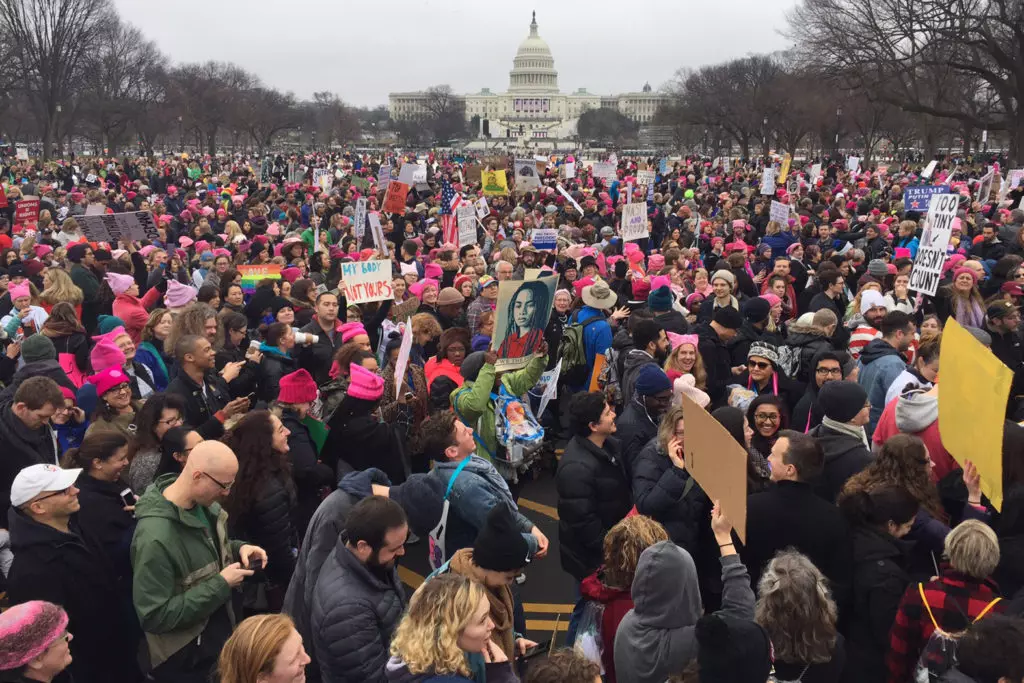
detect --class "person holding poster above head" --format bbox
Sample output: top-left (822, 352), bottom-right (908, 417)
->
top-left (494, 277), bottom-right (555, 370)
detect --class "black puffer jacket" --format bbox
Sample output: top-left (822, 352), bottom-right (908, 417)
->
top-left (808, 423), bottom-right (873, 503)
top-left (614, 400), bottom-right (659, 479)
top-left (556, 434), bottom-right (633, 581)
top-left (311, 538), bottom-right (407, 683)
top-left (631, 437), bottom-right (710, 555)
top-left (259, 347), bottom-right (297, 403)
top-left (229, 475), bottom-right (297, 587)
top-left (0, 398), bottom-right (59, 524)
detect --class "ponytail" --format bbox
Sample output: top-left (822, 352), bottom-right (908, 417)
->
top-left (61, 431), bottom-right (130, 471)
top-left (839, 486), bottom-right (918, 530)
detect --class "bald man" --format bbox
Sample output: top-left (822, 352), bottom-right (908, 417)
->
top-left (130, 441), bottom-right (267, 683)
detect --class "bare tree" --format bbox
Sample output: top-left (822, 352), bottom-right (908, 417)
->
top-left (422, 85), bottom-right (466, 144)
top-left (238, 87), bottom-right (300, 153)
top-left (170, 61), bottom-right (255, 155)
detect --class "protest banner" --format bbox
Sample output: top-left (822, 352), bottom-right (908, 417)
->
top-left (14, 197), bottom-right (40, 226)
top-left (492, 276), bottom-right (557, 371)
top-left (637, 170), bottom-right (655, 189)
top-left (846, 156), bottom-right (861, 173)
top-left (778, 153), bottom-right (792, 182)
top-left (563, 162), bottom-right (576, 179)
top-left (457, 205), bottom-right (477, 248)
top-left (15, 146), bottom-right (28, 161)
top-left (368, 213), bottom-right (389, 256)
top-left (393, 318), bottom-right (414, 401)
top-left (903, 185), bottom-right (951, 212)
top-left (922, 160), bottom-right (938, 179)
top-left (378, 165), bottom-right (392, 190)
top-left (593, 162), bottom-right (616, 181)
top-left (909, 193), bottom-right (959, 296)
top-left (620, 202), bottom-right (648, 241)
top-left (514, 159), bottom-right (541, 191)
top-left (1009, 169), bottom-right (1024, 190)
top-left (354, 198), bottom-right (368, 239)
top-left (759, 168), bottom-right (775, 196)
top-left (75, 209), bottom-right (159, 243)
top-left (769, 200), bottom-right (790, 226)
top-left (976, 171), bottom-right (995, 204)
top-left (238, 265), bottom-right (281, 294)
top-left (681, 394), bottom-right (748, 543)
top-left (938, 319), bottom-right (1012, 511)
top-left (313, 168), bottom-right (332, 193)
top-left (481, 170), bottom-right (509, 196)
top-left (532, 228), bottom-right (557, 251)
top-left (382, 181), bottom-right (409, 214)
top-left (341, 259), bottom-right (393, 305)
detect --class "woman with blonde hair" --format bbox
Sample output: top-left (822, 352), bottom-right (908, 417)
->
top-left (39, 267), bottom-right (84, 314)
top-left (388, 573), bottom-right (519, 683)
top-left (755, 550), bottom-right (845, 682)
top-left (663, 332), bottom-right (706, 390)
top-left (219, 613), bottom-right (310, 683)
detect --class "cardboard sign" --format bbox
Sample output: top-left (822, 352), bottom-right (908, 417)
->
top-left (760, 168), bottom-right (776, 196)
top-left (938, 319), bottom-right (1013, 511)
top-left (368, 212), bottom-right (389, 257)
top-left (534, 359), bottom-right (561, 418)
top-left (976, 171), bottom-right (995, 204)
top-left (475, 197), bottom-right (490, 220)
top-left (769, 200), bottom-right (790, 226)
top-left (378, 164), bottom-right (392, 190)
top-left (238, 265), bottom-right (282, 294)
top-left (922, 160), bottom-right (938, 179)
top-left (620, 202), bottom-right (648, 241)
top-left (481, 170), bottom-right (508, 196)
top-left (14, 197), bottom-right (40, 226)
top-left (563, 162), bottom-right (576, 179)
top-left (354, 198), bottom-right (368, 239)
top-left (778, 153), bottom-right (792, 183)
top-left (514, 159), bottom-right (541, 191)
top-left (909, 194), bottom-right (959, 296)
top-left (593, 162), bottom-right (616, 181)
top-left (393, 317), bottom-right (413, 400)
top-left (77, 209), bottom-right (161, 243)
top-left (341, 259), bottom-right (393, 305)
top-left (397, 163), bottom-right (419, 185)
top-left (681, 394), bottom-right (748, 543)
top-left (382, 181), bottom-right (409, 214)
top-left (466, 164), bottom-right (484, 184)
top-left (904, 185), bottom-right (950, 212)
top-left (532, 228), bottom-right (558, 251)
top-left (492, 276), bottom-right (558, 371)
top-left (457, 205), bottom-right (477, 248)
top-left (589, 353), bottom-right (606, 392)
top-left (15, 146), bottom-right (28, 161)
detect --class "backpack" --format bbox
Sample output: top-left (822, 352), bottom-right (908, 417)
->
top-left (913, 583), bottom-right (1001, 682)
top-left (559, 312), bottom-right (602, 386)
top-left (775, 344), bottom-right (801, 379)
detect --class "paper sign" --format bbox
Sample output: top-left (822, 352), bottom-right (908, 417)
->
top-left (809, 163), bottom-right (822, 186)
top-left (378, 164), bottom-right (392, 190)
top-left (16, 146), bottom-right (28, 161)
top-left (14, 198), bottom-right (40, 226)
top-left (938, 319), bottom-right (1013, 511)
top-left (556, 185), bottom-right (584, 215)
top-left (354, 198), bottom-right (368, 239)
top-left (382, 181), bottom-right (409, 214)
top-left (77, 209), bottom-right (160, 243)
top-left (760, 168), bottom-right (776, 196)
top-left (637, 170), bottom-right (655, 189)
top-left (922, 160), bottom-right (938, 179)
top-left (412, 164), bottom-right (427, 184)
top-left (976, 171), bottom-right (995, 204)
top-left (904, 185), bottom-right (951, 212)
top-left (313, 168), bottom-right (332, 193)
top-left (1008, 169), bottom-right (1024, 190)
top-left (593, 162), bottom-right (616, 181)
top-left (620, 202), bottom-right (648, 241)
top-left (457, 205), bottom-right (477, 248)
top-left (481, 170), bottom-right (508, 196)
top-left (341, 259), bottom-right (394, 305)
top-left (535, 359), bottom-right (561, 418)
top-left (475, 197), bottom-right (490, 220)
top-left (769, 200), bottom-right (790, 226)
top-left (563, 162), bottom-right (576, 179)
top-left (514, 159), bottom-right (541, 191)
top-left (368, 213), bottom-right (389, 257)
top-left (909, 194), bottom-right (959, 296)
top-left (397, 163), bottom-right (418, 185)
top-left (394, 318), bottom-right (414, 401)
top-left (659, 158), bottom-right (669, 174)
top-left (492, 276), bottom-right (558, 371)
top-left (847, 156), bottom-right (861, 173)
top-left (532, 228), bottom-right (557, 250)
top-left (681, 394), bottom-right (748, 543)
top-left (722, 157), bottom-right (730, 173)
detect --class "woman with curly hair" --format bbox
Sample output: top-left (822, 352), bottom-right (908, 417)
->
top-left (38, 267), bottom-right (83, 316)
top-left (219, 613), bottom-right (310, 683)
top-left (755, 550), bottom-right (845, 683)
top-left (387, 573), bottom-right (519, 683)
top-left (223, 410), bottom-right (298, 607)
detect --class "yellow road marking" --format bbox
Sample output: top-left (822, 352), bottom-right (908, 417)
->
top-left (398, 565), bottom-right (424, 589)
top-left (523, 603), bottom-right (573, 614)
top-left (518, 497), bottom-right (559, 520)
top-left (526, 619), bottom-right (569, 632)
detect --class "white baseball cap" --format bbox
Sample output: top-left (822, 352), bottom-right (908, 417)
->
top-left (10, 464), bottom-right (81, 508)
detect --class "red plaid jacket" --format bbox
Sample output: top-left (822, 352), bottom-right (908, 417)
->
top-left (886, 570), bottom-right (1004, 683)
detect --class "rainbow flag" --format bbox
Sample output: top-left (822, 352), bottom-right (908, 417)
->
top-left (238, 265), bottom-right (281, 294)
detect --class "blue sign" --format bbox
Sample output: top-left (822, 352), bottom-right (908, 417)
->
top-left (904, 185), bottom-right (950, 212)
top-left (531, 228), bottom-right (558, 251)
top-left (659, 158), bottom-right (669, 174)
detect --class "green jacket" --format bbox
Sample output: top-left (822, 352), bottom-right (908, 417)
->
top-left (130, 473), bottom-right (246, 668)
top-left (451, 354), bottom-right (546, 481)
top-left (70, 263), bottom-right (99, 304)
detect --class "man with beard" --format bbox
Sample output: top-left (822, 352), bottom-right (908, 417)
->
top-left (615, 364), bottom-right (673, 478)
top-left (620, 319), bottom-right (670, 401)
top-left (311, 496), bottom-right (409, 683)
top-left (847, 290), bottom-right (890, 361)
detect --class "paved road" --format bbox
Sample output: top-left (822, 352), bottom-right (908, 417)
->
top-left (399, 468), bottom-right (577, 644)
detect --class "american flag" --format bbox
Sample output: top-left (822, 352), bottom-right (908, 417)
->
top-left (440, 177), bottom-right (462, 245)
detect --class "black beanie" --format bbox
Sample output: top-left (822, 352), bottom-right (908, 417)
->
top-left (741, 296), bottom-right (770, 323)
top-left (695, 614), bottom-right (773, 683)
top-left (67, 243), bottom-right (89, 263)
top-left (614, 260), bottom-right (628, 278)
top-left (817, 380), bottom-right (868, 423)
top-left (472, 504), bottom-right (530, 572)
top-left (712, 305), bottom-right (743, 330)
top-left (460, 351), bottom-right (487, 382)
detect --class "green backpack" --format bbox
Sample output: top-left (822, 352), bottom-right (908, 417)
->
top-left (559, 313), bottom-right (602, 386)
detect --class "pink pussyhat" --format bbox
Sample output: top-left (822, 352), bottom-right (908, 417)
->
top-left (347, 363), bottom-right (384, 401)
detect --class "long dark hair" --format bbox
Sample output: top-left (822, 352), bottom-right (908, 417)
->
top-left (746, 395), bottom-right (788, 459)
top-left (221, 411), bottom-right (294, 518)
top-left (61, 431), bottom-right (129, 471)
top-left (503, 280), bottom-right (552, 336)
top-left (131, 393), bottom-right (187, 458)
top-left (157, 426), bottom-right (192, 478)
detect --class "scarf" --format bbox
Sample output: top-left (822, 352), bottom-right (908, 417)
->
top-left (41, 317), bottom-right (85, 338)
top-left (953, 295), bottom-right (984, 329)
top-left (448, 549), bottom-right (516, 659)
top-left (821, 415), bottom-right (869, 447)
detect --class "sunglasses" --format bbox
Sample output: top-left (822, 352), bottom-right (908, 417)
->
top-left (749, 360), bottom-right (772, 370)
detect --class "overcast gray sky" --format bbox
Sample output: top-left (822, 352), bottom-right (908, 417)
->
top-left (111, 0), bottom-right (796, 108)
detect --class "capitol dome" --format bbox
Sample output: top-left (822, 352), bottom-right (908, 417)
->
top-left (509, 12), bottom-right (559, 93)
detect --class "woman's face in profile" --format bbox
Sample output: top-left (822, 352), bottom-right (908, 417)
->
top-left (512, 288), bottom-right (536, 331)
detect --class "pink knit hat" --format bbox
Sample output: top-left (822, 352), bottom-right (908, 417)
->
top-left (409, 278), bottom-right (439, 299)
top-left (423, 262), bottom-right (443, 280)
top-left (164, 280), bottom-right (197, 309)
top-left (650, 275), bottom-right (671, 291)
top-left (347, 363), bottom-right (384, 401)
top-left (277, 369), bottom-right (318, 404)
top-left (760, 293), bottom-right (783, 308)
top-left (667, 332), bottom-right (699, 350)
top-left (648, 254), bottom-right (665, 272)
top-left (105, 272), bottom-right (135, 296)
top-left (953, 266), bottom-right (979, 283)
top-left (340, 322), bottom-right (368, 344)
top-left (90, 338), bottom-right (126, 373)
top-left (0, 601), bottom-right (69, 670)
top-left (88, 366), bottom-right (130, 396)
top-left (7, 282), bottom-right (30, 301)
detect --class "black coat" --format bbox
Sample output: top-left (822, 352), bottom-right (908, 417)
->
top-left (843, 527), bottom-right (911, 683)
top-left (614, 401), bottom-right (659, 479)
top-left (653, 309), bottom-right (689, 335)
top-left (259, 348), bottom-right (298, 403)
top-left (229, 475), bottom-right (297, 586)
top-left (696, 322), bottom-right (733, 408)
top-left (782, 329), bottom-right (836, 384)
top-left (74, 472), bottom-right (137, 581)
top-left (6, 510), bottom-right (140, 683)
top-left (323, 411), bottom-right (406, 485)
top-left (740, 481), bottom-right (852, 610)
top-left (215, 344), bottom-right (261, 399)
top-left (166, 370), bottom-right (231, 440)
top-left (631, 437), bottom-right (710, 555)
top-left (556, 435), bottom-right (633, 581)
top-left (0, 398), bottom-right (59, 524)
top-left (279, 409), bottom-right (334, 534)
top-left (727, 320), bottom-right (782, 368)
top-left (808, 424), bottom-right (873, 503)
top-left (297, 320), bottom-right (343, 386)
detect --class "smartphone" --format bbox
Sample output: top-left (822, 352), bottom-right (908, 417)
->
top-left (517, 642), bottom-right (550, 660)
top-left (119, 488), bottom-right (137, 507)
top-left (245, 393), bottom-right (256, 404)
top-left (248, 557), bottom-right (264, 571)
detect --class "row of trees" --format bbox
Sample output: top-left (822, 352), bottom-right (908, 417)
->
top-left (655, 0), bottom-right (1021, 164)
top-left (0, 0), bottom-right (395, 158)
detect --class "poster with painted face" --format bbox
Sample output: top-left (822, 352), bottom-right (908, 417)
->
top-left (492, 276), bottom-right (557, 371)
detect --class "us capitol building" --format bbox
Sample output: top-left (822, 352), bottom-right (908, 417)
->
top-left (387, 12), bottom-right (670, 148)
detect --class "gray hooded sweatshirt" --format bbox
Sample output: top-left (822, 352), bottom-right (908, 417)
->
top-left (613, 541), bottom-right (755, 683)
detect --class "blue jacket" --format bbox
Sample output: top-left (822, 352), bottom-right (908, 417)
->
top-left (895, 235), bottom-right (920, 259)
top-left (430, 456), bottom-right (537, 559)
top-left (857, 339), bottom-right (908, 437)
top-left (572, 306), bottom-right (613, 381)
top-left (761, 231), bottom-right (799, 259)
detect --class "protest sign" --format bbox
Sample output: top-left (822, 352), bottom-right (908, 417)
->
top-left (349, 176), bottom-right (370, 192)
top-left (523, 269), bottom-right (541, 281)
top-left (457, 205), bottom-right (477, 248)
top-left (681, 394), bottom-right (748, 543)
top-left (620, 202), bottom-right (648, 241)
top-left (809, 163), bottom-right (822, 186)
top-left (722, 157), bottom-right (731, 173)
top-left (514, 159), bottom-right (541, 191)
top-left (368, 213), bottom-right (389, 257)
top-left (532, 228), bottom-right (557, 251)
top-left (976, 171), bottom-right (995, 204)
top-left (759, 168), bottom-right (775, 196)
top-left (846, 156), bottom-right (860, 173)
top-left (15, 146), bottom-right (28, 161)
top-left (532, 359), bottom-right (561, 418)
top-left (769, 200), bottom-right (790, 226)
top-left (659, 158), bottom-right (669, 174)
top-left (481, 170), bottom-right (509, 196)
top-left (556, 184), bottom-right (584, 215)
top-left (378, 165), bottom-right (392, 190)
top-left (922, 160), bottom-right (938, 179)
top-left (475, 197), bottom-right (490, 220)
top-left (637, 170), bottom-right (655, 189)
top-left (313, 168), bottom-right (332, 193)
top-left (14, 197), bottom-right (40, 226)
top-left (778, 153), bottom-right (792, 182)
top-left (341, 259), bottom-right (393, 305)
top-left (412, 164), bottom-right (427, 183)
top-left (903, 185), bottom-right (950, 212)
top-left (75, 209), bottom-right (159, 243)
top-left (397, 163), bottom-right (416, 185)
top-left (492, 276), bottom-right (558, 371)
top-left (938, 319), bottom-right (1012, 511)
top-left (1009, 169), bottom-right (1024, 190)
top-left (593, 162), bottom-right (616, 181)
top-left (563, 162), bottom-right (576, 179)
top-left (393, 318), bottom-right (414, 401)
top-left (909, 194), bottom-right (959, 296)
top-left (382, 181), bottom-right (409, 214)
top-left (0, 185), bottom-right (7, 209)
top-left (354, 198), bottom-right (368, 239)
top-left (238, 265), bottom-right (281, 294)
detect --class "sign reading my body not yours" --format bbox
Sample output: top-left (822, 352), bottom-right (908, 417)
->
top-left (341, 259), bottom-right (394, 305)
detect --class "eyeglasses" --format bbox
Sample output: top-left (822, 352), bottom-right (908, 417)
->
top-left (816, 366), bottom-right (843, 376)
top-left (157, 416), bottom-right (184, 426)
top-left (749, 360), bottom-right (772, 370)
top-left (200, 471), bottom-right (233, 491)
top-left (754, 413), bottom-right (780, 423)
top-left (34, 486), bottom-right (74, 503)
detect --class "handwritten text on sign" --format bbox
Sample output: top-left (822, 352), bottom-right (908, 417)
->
top-left (909, 194), bottom-right (959, 297)
top-left (341, 259), bottom-right (394, 305)
top-left (620, 202), bottom-right (648, 241)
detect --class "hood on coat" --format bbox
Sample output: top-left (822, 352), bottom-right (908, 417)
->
top-left (611, 327), bottom-right (634, 352)
top-left (894, 389), bottom-right (938, 433)
top-left (784, 326), bottom-right (830, 347)
top-left (339, 468), bottom-right (390, 498)
top-left (859, 338), bottom-right (902, 365)
top-left (630, 540), bottom-right (702, 629)
top-left (809, 424), bottom-right (867, 461)
top-left (580, 570), bottom-right (631, 604)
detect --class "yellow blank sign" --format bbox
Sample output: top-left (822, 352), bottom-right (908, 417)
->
top-left (937, 319), bottom-right (1012, 511)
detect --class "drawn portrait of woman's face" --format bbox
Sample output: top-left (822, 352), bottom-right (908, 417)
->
top-left (512, 287), bottom-right (536, 332)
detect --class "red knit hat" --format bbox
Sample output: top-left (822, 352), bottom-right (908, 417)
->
top-left (277, 369), bottom-right (318, 404)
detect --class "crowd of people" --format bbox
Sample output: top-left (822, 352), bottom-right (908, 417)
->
top-left (0, 148), bottom-right (1021, 683)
